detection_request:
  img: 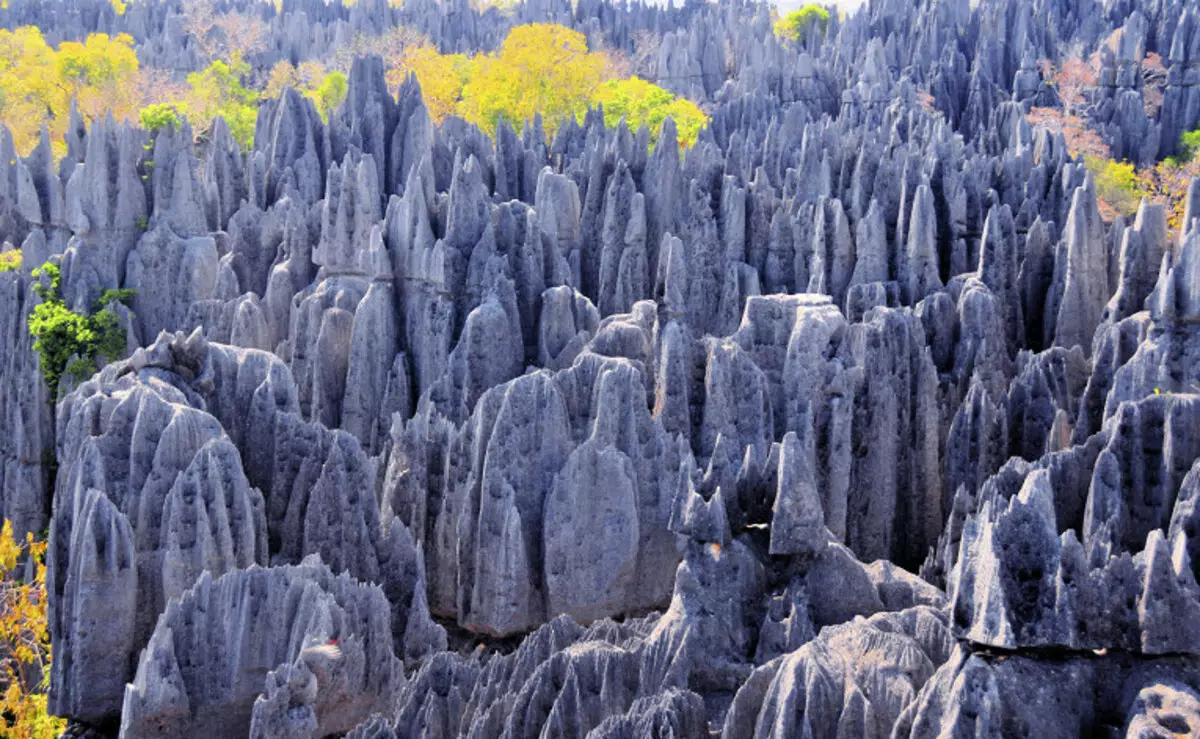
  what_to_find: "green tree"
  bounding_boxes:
[592,77,706,148]
[28,262,135,403]
[1179,128,1200,163]
[186,57,258,149]
[262,61,348,122]
[774,4,831,43]
[308,70,348,122]
[138,102,184,132]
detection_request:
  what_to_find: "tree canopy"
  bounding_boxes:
[386,24,706,144]
[0,22,705,156]
[0,28,153,154]
[593,77,707,148]
[774,4,831,43]
[460,24,609,137]
[0,29,133,153]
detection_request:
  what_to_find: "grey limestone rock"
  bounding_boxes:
[898,646,1200,738]
[722,607,951,739]
[1052,177,1110,355]
[769,430,827,556]
[22,0,1200,734]
[120,557,401,739]
[1125,683,1200,739]
[49,362,266,724]
[584,689,708,739]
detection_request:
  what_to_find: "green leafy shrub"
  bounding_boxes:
[28,262,135,403]
[138,102,183,132]
[1179,128,1200,163]
[261,62,349,122]
[0,249,20,273]
[774,4,831,43]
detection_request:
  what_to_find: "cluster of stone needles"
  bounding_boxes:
[1,0,1200,736]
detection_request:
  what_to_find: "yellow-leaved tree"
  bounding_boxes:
[460,23,610,136]
[0,28,67,154]
[593,77,707,148]
[393,45,471,124]
[0,520,64,739]
[774,4,831,43]
[0,28,145,155]
[56,32,141,128]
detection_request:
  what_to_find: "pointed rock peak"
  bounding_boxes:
[659,233,687,317]
[1182,177,1200,238]
[1177,225,1200,322]
[770,430,827,556]
[366,225,392,281]
[344,55,395,120]
[1013,469,1057,534]
[681,484,731,545]
[654,117,679,160]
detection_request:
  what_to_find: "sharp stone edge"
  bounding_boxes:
[1,0,1200,735]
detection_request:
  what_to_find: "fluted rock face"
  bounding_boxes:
[121,557,401,739]
[586,690,708,739]
[722,607,952,738]
[899,647,1200,738]
[45,331,443,731]
[396,349,682,637]
[0,263,53,539]
[945,392,1200,655]
[6,0,1200,734]
[48,347,267,724]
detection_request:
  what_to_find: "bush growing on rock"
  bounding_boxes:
[137,102,183,132]
[262,61,349,122]
[28,263,134,404]
[1086,156,1146,218]
[186,57,259,149]
[0,249,19,273]
[1180,128,1200,163]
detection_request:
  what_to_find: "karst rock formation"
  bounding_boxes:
[3,0,1200,735]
